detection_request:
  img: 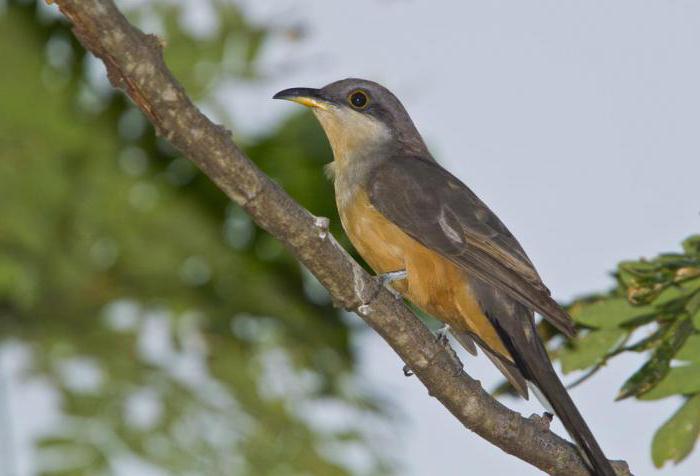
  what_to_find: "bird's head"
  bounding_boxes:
[274,78,427,164]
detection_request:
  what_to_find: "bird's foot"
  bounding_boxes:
[314,216,330,240]
[529,411,554,432]
[434,324,463,376]
[403,325,462,378]
[435,324,450,346]
[375,269,407,300]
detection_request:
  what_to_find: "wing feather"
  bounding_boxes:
[367,156,575,337]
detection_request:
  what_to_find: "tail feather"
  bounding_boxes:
[524,357,616,476]
[470,278,617,475]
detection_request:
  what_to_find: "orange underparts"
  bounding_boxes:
[339,189,512,361]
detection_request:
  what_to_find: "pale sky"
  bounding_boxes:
[4,1,700,475]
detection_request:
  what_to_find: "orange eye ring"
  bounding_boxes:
[348,90,369,109]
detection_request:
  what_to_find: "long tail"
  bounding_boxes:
[521,345,617,476]
[469,278,617,475]
[502,319,617,476]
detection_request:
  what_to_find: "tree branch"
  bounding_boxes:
[48,1,629,474]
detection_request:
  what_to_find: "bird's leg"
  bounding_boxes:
[403,324,462,378]
[378,269,411,377]
[375,269,407,300]
[377,269,407,285]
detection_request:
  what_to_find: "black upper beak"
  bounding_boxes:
[273,87,321,100]
[273,88,330,110]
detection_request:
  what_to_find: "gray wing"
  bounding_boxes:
[367,156,575,337]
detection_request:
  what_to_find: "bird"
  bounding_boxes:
[274,78,617,476]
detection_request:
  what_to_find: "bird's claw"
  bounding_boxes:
[529,411,554,432]
[385,286,403,300]
[402,326,462,378]
[314,216,330,239]
[435,324,450,346]
[432,324,463,375]
[375,269,407,300]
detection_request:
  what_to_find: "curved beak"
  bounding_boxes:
[273,87,331,110]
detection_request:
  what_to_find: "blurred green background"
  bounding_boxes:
[0,1,388,474]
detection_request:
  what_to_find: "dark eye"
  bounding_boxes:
[348,90,369,109]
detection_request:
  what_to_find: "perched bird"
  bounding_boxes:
[274,79,616,476]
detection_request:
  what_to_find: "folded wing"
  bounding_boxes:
[367,156,576,337]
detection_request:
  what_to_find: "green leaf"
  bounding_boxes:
[617,319,695,400]
[682,235,700,256]
[570,298,652,329]
[640,365,700,400]
[656,284,698,306]
[652,394,700,467]
[687,292,700,330]
[560,329,625,374]
[677,335,700,362]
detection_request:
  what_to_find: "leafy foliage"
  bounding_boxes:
[0,1,387,475]
[545,235,700,468]
[651,394,700,467]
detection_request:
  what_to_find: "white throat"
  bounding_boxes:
[312,107,391,208]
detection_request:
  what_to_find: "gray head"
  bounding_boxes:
[274,79,428,163]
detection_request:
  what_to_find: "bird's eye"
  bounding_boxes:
[348,90,369,109]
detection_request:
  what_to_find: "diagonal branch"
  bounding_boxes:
[48,1,629,474]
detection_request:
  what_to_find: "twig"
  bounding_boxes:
[566,333,631,390]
